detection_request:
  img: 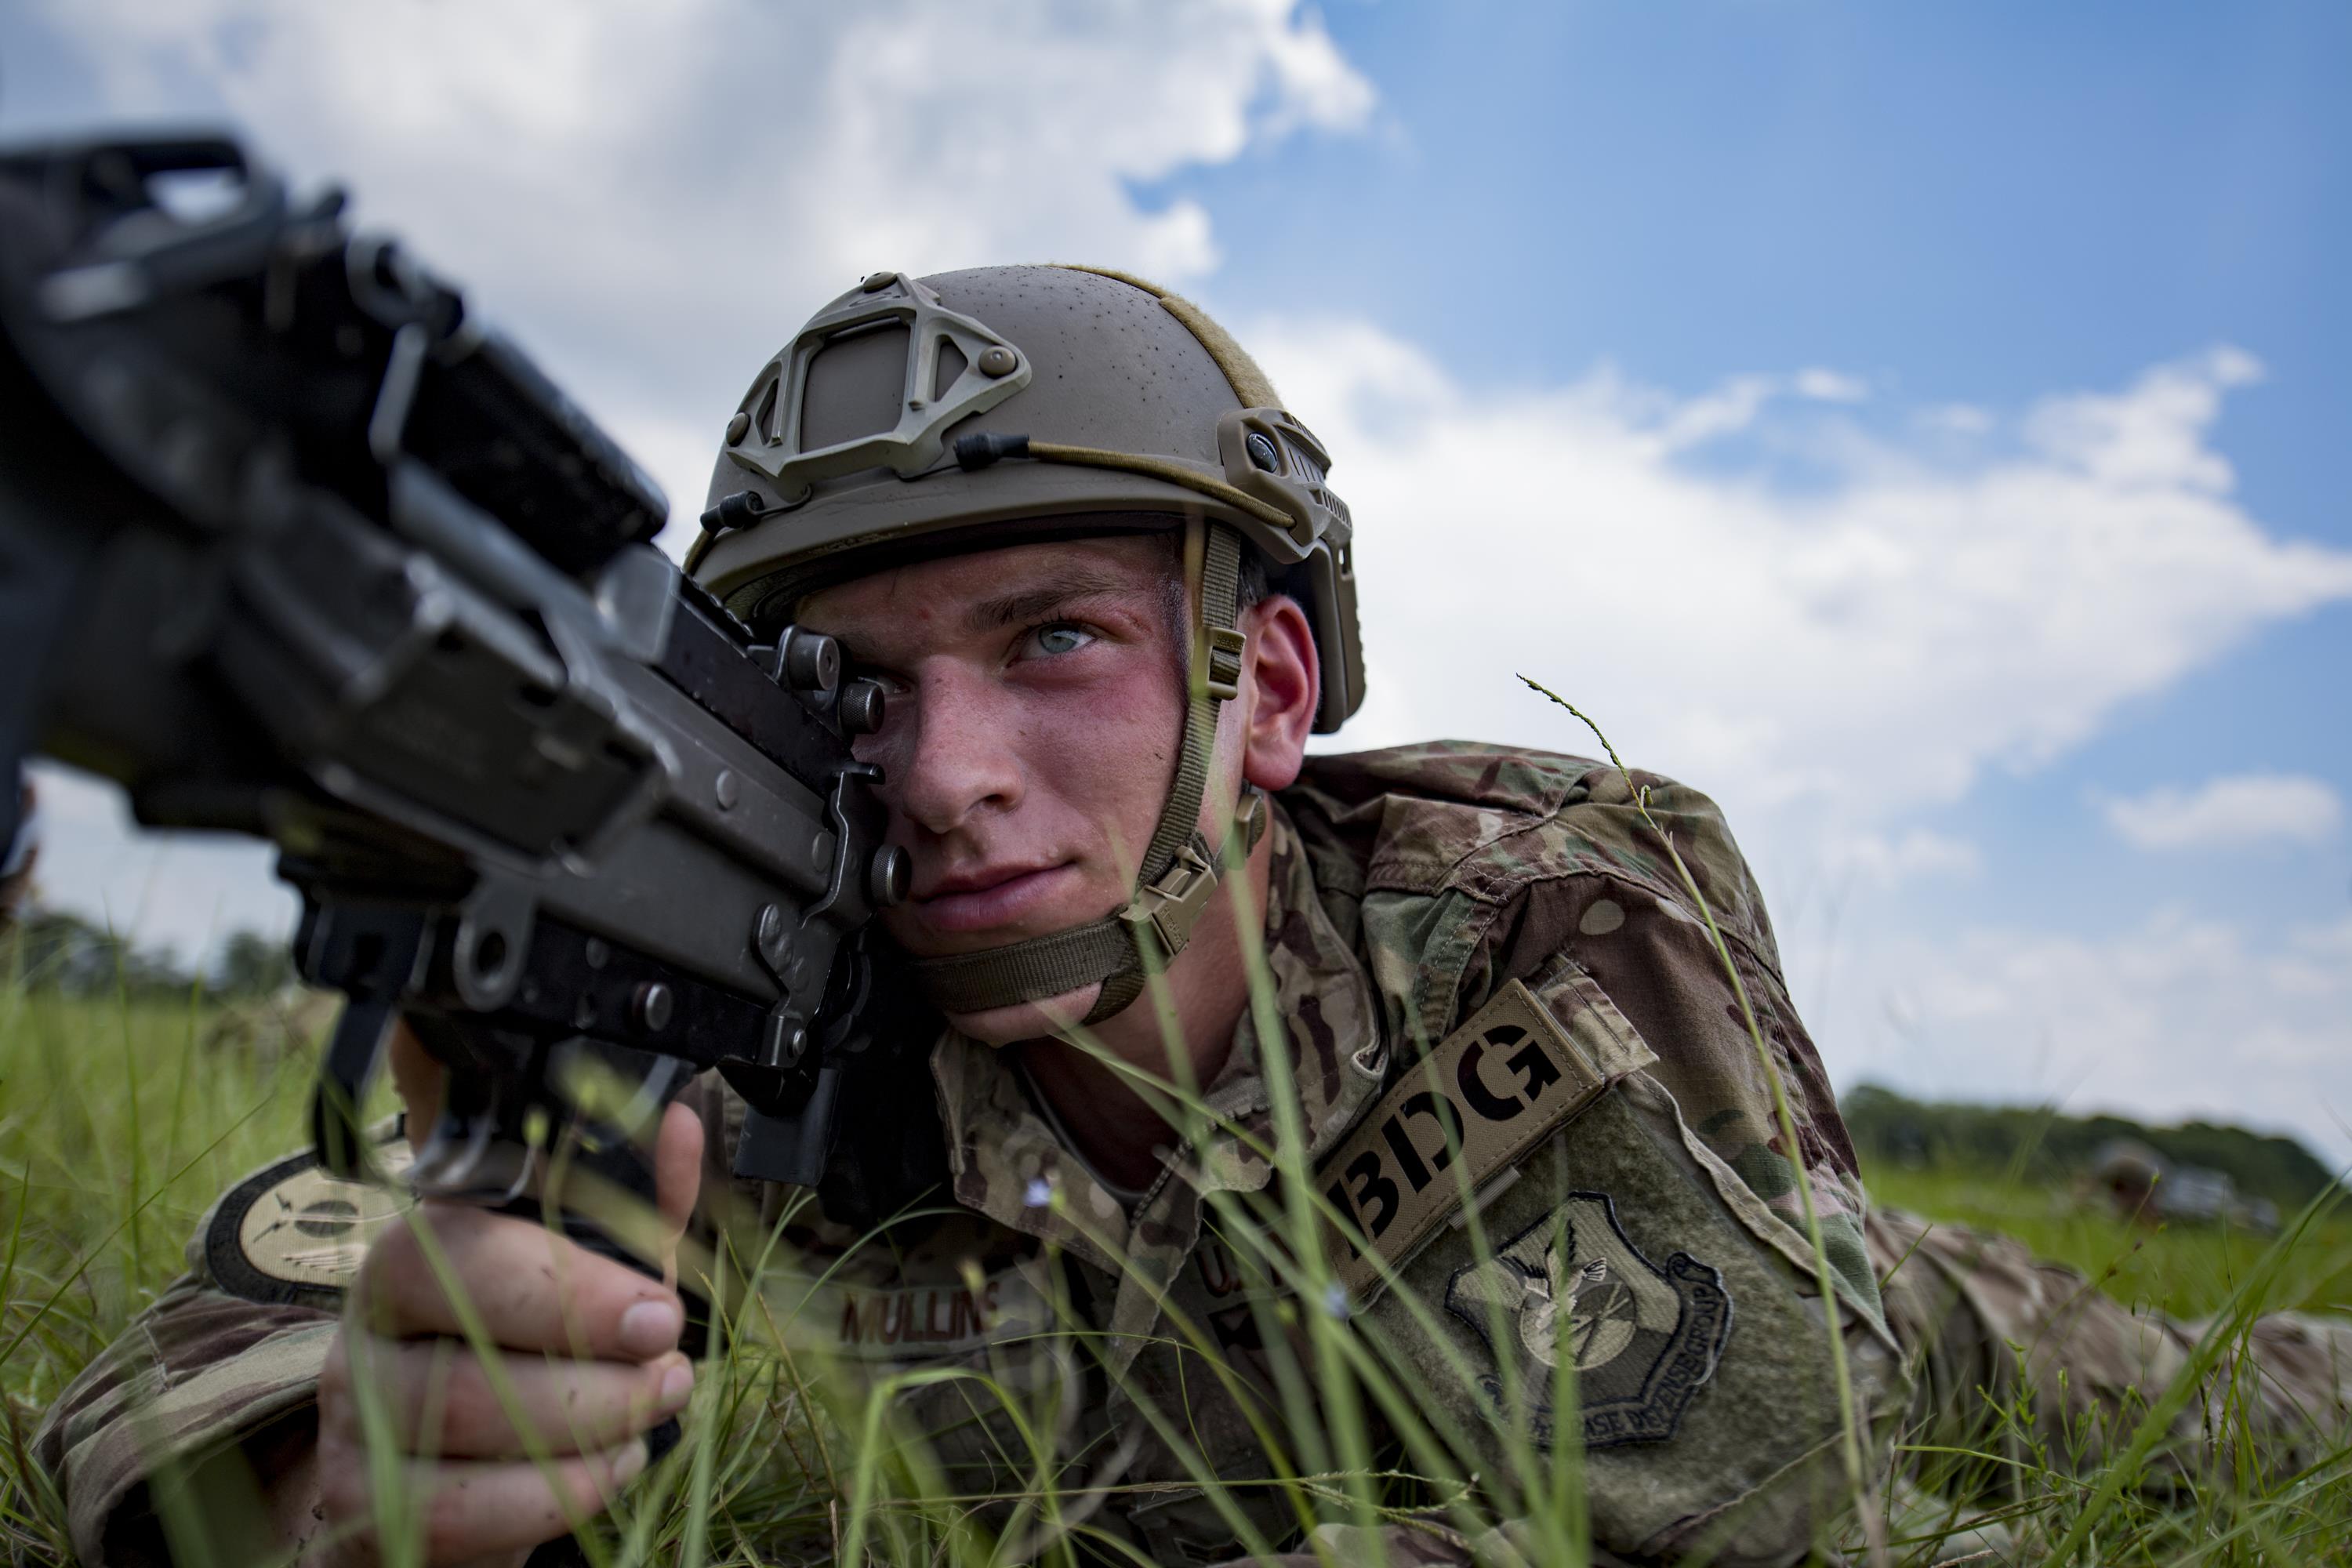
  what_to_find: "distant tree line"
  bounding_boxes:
[0,906,296,998]
[1843,1082,2339,1210]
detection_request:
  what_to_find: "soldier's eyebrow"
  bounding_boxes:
[965,568,1150,636]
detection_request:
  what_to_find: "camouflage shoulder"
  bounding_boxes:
[1566,764,1782,970]
[1290,741,1608,822]
[1317,974,1655,1303]
[1285,742,1605,896]
[33,1126,412,1562]
[1287,742,1780,971]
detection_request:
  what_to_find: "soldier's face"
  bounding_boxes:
[798,535,1212,1029]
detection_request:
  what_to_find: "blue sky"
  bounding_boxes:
[5,1,2347,1164]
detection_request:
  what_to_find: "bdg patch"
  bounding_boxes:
[1319,979,1616,1298]
[205,1133,415,1310]
[1446,1192,1731,1449]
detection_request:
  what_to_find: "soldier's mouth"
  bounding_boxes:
[910,861,1080,936]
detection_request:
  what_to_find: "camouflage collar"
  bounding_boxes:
[929,802,1387,1280]
[1183,800,1389,1191]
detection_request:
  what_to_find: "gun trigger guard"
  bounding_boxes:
[303,906,430,1181]
[312,996,395,1181]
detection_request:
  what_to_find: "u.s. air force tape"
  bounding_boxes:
[205,1127,416,1310]
[1319,979,1617,1298]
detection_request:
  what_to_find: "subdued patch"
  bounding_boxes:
[1319,980,1614,1297]
[787,1264,1054,1364]
[205,1133,414,1310]
[1446,1191,1732,1449]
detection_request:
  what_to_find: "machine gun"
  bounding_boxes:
[0,132,917,1263]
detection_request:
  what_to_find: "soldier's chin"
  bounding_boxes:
[945,982,1105,1046]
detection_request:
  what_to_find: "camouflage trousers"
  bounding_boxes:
[1866,1207,2352,1497]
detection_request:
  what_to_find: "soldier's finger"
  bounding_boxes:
[388,1020,445,1156]
[319,1436,650,1565]
[355,1203,684,1362]
[323,1335,693,1460]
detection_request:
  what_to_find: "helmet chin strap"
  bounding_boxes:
[906,517,1267,1027]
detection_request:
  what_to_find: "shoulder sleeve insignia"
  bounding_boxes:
[1319,978,1617,1298]
[203,1128,415,1309]
[1446,1192,1732,1448]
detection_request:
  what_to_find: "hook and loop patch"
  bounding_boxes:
[1319,978,1619,1298]
[1446,1191,1732,1448]
[205,1127,415,1310]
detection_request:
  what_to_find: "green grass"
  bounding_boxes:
[5,985,2350,1566]
[1868,1164,2352,1323]
[0,989,328,1565]
[0,993,325,1417]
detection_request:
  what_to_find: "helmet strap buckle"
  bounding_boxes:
[1203,626,1248,703]
[1123,835,1218,956]
[1120,785,1269,958]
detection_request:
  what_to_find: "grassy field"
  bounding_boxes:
[1865,1164,2352,1325]
[4,991,2350,1566]
[2,996,330,1419]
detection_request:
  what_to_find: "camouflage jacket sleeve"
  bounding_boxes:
[31,1174,343,1566]
[34,1087,753,1566]
[1464,761,1878,1314]
[1291,746,1903,1564]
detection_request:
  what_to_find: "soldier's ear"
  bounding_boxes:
[1239,593,1317,793]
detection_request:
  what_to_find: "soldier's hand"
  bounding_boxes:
[308,1022,703,1566]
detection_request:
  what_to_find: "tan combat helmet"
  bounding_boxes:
[687,264,1363,1025]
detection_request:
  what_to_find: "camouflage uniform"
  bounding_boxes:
[1867,1207,2352,1505]
[34,745,2345,1565]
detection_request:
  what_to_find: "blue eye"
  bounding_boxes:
[1030,623,1094,657]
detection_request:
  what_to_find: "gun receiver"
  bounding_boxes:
[0,132,910,1229]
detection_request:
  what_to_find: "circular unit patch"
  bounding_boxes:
[205,1132,416,1310]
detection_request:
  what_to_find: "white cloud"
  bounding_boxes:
[1917,403,1992,436]
[1261,325,2352,862]
[2096,773,2344,851]
[1850,907,2352,1171]
[1820,829,1981,887]
[1793,367,1869,403]
[2024,346,2262,493]
[25,0,1375,543]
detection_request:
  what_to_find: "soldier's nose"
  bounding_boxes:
[892,661,1024,837]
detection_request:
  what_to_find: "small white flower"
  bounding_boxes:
[1321,1281,1350,1320]
[1022,1177,1054,1209]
